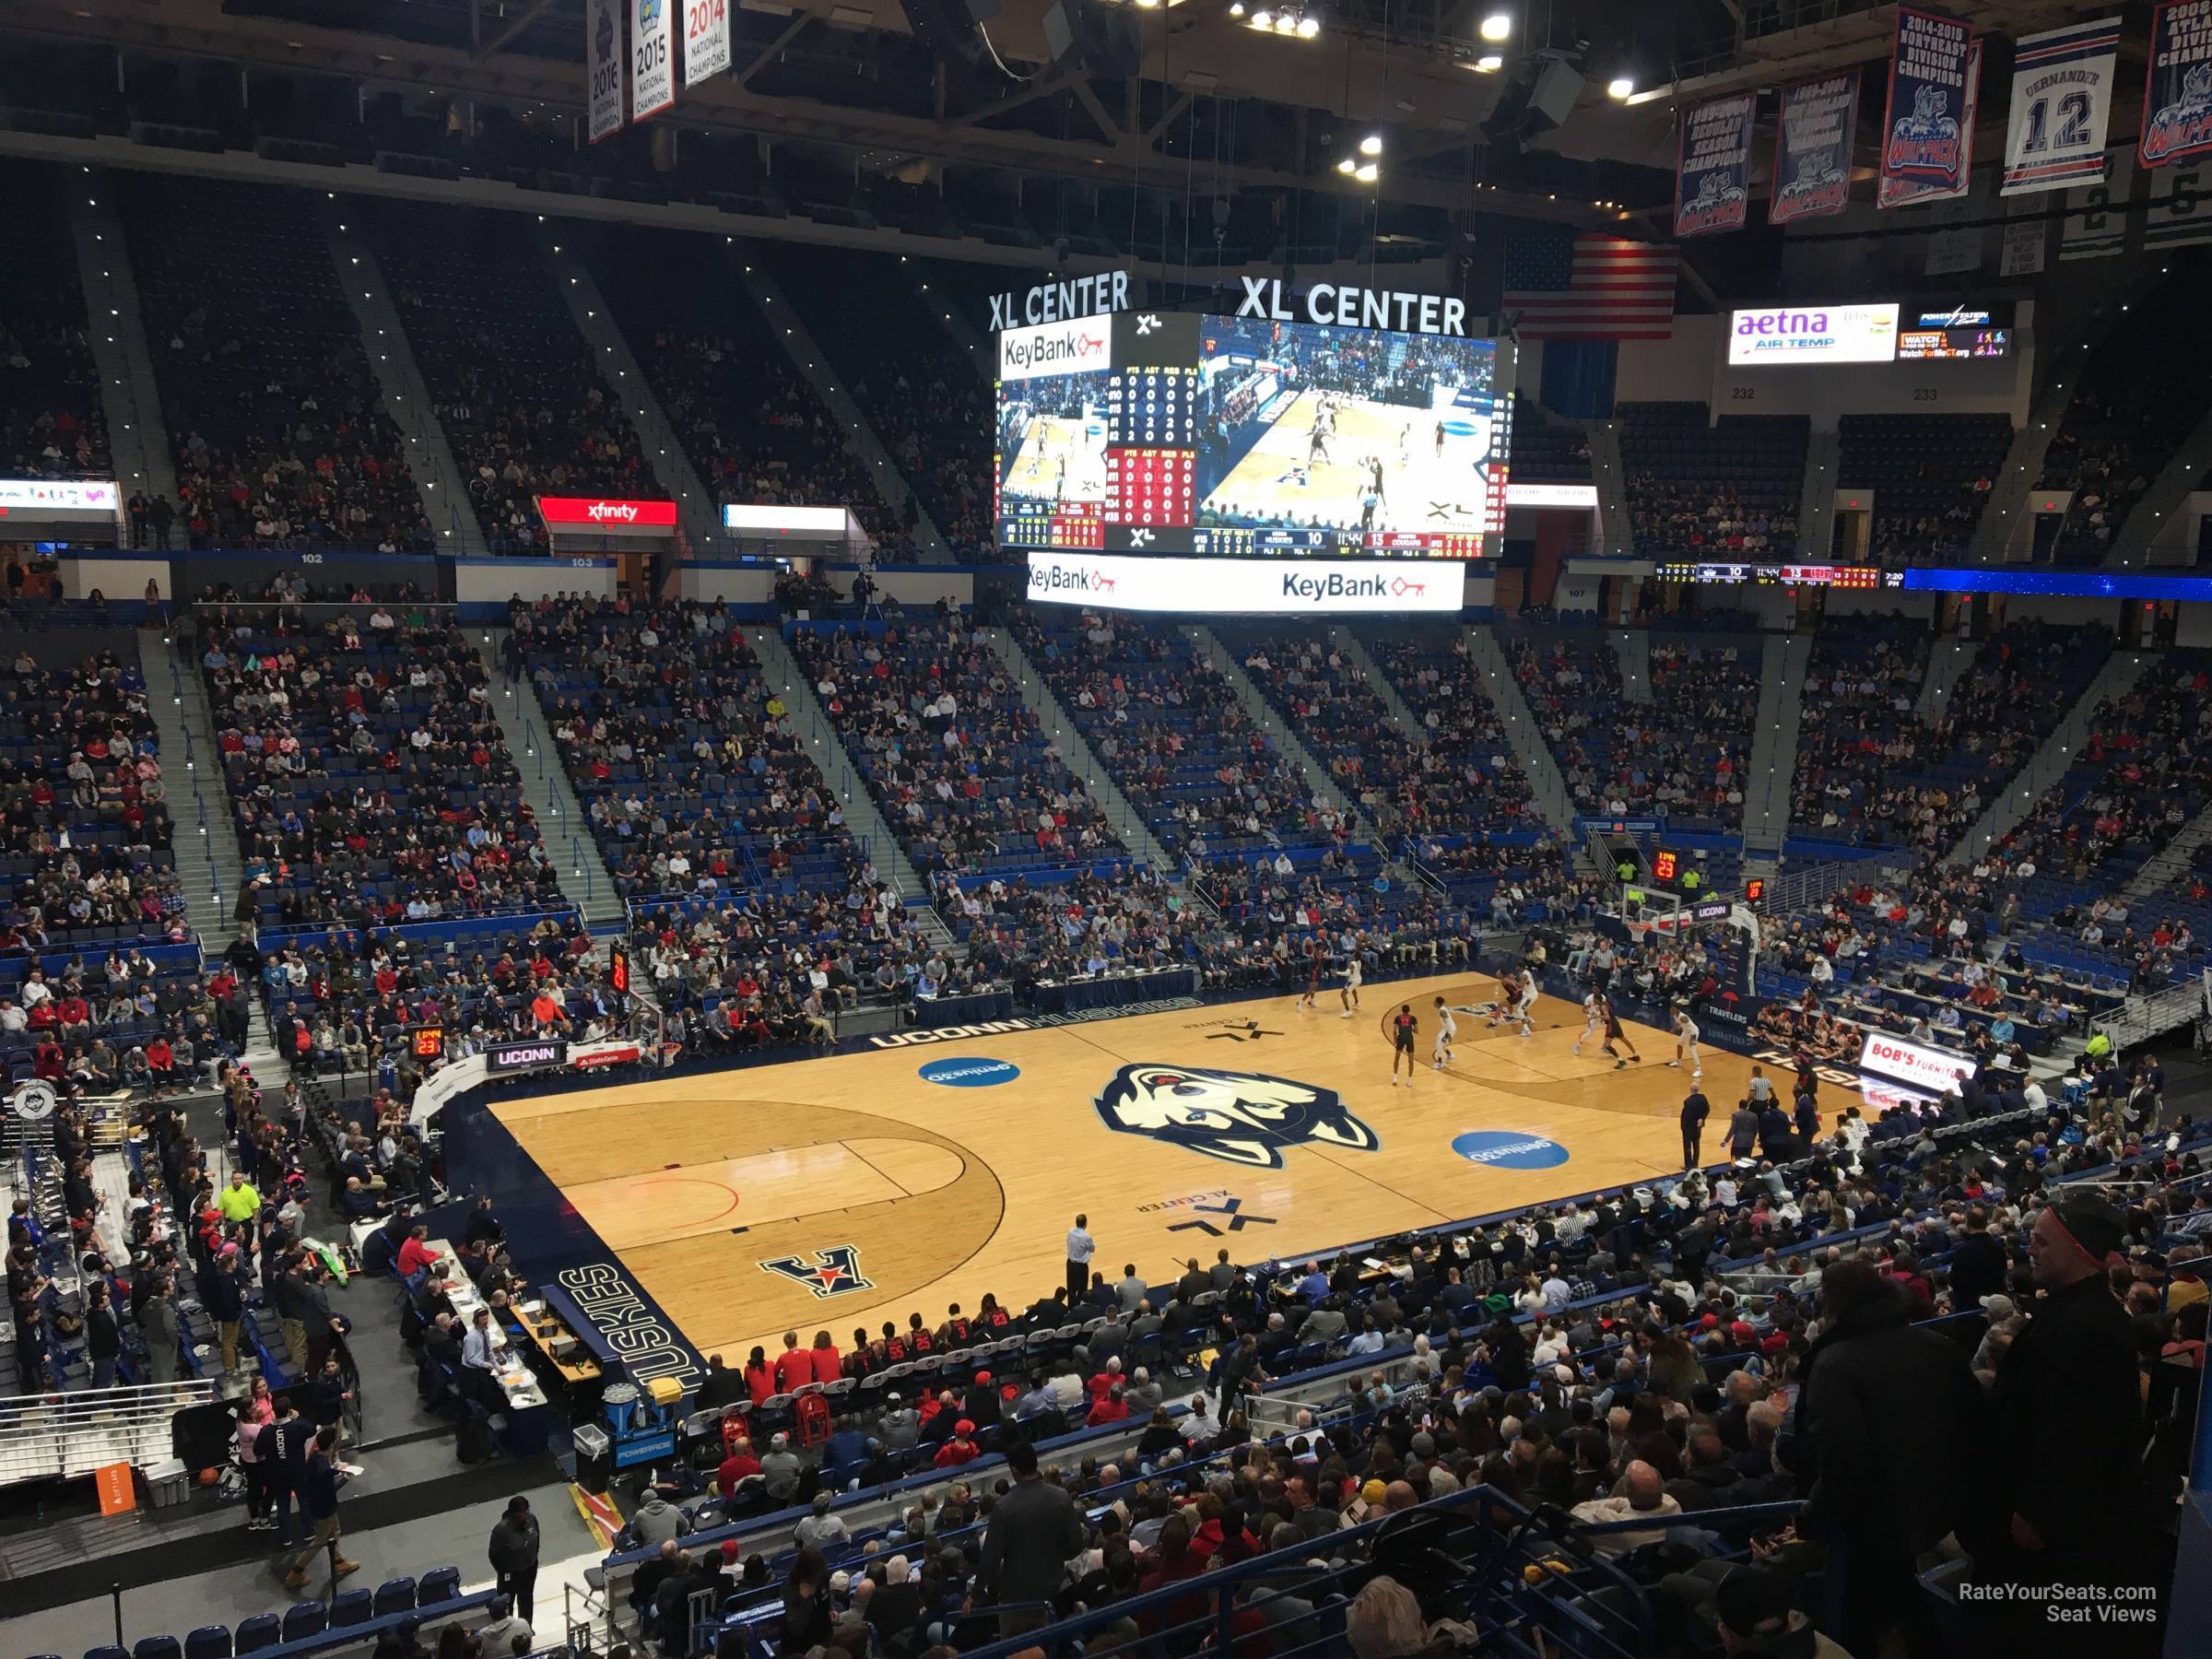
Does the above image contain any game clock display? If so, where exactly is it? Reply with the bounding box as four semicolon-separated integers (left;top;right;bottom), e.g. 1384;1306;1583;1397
995;307;1510;558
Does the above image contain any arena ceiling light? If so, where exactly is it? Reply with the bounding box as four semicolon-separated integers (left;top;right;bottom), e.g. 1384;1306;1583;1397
1479;10;1511;40
1354;160;1380;182
1474;53;1503;70
1359;133;1383;156
1606;74;1635;99
1249;6;1320;35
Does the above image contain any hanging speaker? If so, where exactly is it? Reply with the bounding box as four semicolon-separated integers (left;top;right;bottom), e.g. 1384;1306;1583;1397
898;0;1002;68
1041;0;1141;76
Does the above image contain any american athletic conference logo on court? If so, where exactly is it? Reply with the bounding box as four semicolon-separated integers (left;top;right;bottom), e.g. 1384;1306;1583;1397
1093;1064;1379;1170
8;1080;56;1122
760;1244;872;1299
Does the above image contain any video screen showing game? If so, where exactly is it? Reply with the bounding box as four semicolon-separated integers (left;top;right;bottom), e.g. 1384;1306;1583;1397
994;334;1112;549
1192;316;1508;557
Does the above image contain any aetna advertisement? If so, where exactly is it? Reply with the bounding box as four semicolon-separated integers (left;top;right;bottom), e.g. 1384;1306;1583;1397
1026;550;1465;616
535;496;678;535
1728;302;1900;365
997;316;1112;382
1856;1030;1977;1091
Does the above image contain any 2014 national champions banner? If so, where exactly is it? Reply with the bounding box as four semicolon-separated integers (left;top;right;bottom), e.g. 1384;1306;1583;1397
1674;93;1757;237
1770;71;1859;225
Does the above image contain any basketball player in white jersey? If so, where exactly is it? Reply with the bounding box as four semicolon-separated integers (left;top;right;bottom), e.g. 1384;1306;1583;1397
1571;989;1606;1056
1339;948;1363;1018
1510;971;1539;1039
1668;1007;1703;1079
1431;996;1457;1070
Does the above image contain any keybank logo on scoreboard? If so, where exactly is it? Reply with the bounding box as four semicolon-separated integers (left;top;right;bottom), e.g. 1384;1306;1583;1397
999;317;1112;382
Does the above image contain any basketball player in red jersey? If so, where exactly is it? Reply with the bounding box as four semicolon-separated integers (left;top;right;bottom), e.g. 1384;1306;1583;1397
1390;1003;1419;1087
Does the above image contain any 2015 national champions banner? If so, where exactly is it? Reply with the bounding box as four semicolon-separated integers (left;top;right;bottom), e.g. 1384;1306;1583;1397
1770;71;1859;225
2141;0;2212;169
1674;93;1756;238
1880;5;1975;204
1999;17;2122;195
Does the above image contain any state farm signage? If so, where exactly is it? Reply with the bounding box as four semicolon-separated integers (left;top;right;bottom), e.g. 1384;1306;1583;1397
535;496;677;536
1856;1030;1976;1091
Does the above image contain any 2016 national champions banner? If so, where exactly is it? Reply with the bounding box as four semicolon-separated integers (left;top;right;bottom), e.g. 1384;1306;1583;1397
2141;0;2212;169
2000;17;2123;195
1770;71;1859;225
1675;93;1757;237
1880;6;1975;206
587;0;626;143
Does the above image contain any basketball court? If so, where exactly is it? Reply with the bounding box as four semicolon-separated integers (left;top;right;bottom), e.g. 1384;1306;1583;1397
490;973;1860;1365
1200;388;1493;534
999;413;1106;504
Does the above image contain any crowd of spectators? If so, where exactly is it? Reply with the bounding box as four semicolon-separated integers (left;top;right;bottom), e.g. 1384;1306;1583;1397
592;229;910;556
122;175;432;551
792;619;1125;879
1836;413;2009;564
368;201;654;552
0;159;111;480
1371;637;1540;848
194;600;561;931
1787;618;1936;844
1007;610;1338;865
1619;404;1806;559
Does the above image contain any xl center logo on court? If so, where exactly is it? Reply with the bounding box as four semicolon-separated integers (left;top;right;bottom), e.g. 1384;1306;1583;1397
1094;1064;1379;1169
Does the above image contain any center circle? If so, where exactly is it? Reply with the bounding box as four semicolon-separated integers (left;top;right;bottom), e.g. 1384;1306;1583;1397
1451;1129;1571;1170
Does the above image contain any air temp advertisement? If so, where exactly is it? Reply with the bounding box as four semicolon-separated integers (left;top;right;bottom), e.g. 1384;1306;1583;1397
1728;302;1901;365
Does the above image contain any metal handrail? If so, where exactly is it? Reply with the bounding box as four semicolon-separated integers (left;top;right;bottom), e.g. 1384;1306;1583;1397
0;1379;218;1490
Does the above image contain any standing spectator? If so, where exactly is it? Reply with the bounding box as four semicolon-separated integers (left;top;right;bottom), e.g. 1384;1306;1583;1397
283;1425;359;1589
201;1241;246;1375
488;1496;542;1625
259;1395;312;1548
84;1279;121;1388
777;1546;833;1653
979;1439;1084;1638
140;1272;182;1384
1065;1213;1095;1304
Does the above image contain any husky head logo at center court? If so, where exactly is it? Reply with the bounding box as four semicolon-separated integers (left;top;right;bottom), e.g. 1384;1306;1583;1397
1094;1064;1379;1169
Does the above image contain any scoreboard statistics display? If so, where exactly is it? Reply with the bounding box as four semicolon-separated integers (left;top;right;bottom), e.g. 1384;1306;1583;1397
995;309;1510;557
1656;561;1902;589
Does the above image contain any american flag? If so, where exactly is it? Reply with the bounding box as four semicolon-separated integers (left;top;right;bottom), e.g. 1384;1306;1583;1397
1501;229;1679;340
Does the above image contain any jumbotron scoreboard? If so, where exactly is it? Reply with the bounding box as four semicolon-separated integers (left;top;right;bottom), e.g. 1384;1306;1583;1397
994;309;1512;559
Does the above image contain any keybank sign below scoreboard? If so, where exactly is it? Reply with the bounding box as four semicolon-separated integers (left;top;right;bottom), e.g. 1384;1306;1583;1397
1027;550;1465;616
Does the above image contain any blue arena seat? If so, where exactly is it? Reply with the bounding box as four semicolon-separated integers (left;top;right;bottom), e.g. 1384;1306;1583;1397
229;1617;280;1655
278;1603;324;1644
372;1577;418;1618
182;1630;232;1659
326;1588;373;1628
132;1639;182;1659
83;1648;128;1659
418;1567;461;1606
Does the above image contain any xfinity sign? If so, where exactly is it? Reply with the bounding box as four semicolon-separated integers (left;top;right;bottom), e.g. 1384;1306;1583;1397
998;316;1113;382
1026;551;1464;616
1728;302;1900;365
535;495;678;535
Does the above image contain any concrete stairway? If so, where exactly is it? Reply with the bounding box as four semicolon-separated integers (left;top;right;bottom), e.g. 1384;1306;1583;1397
324;206;486;556
1324;629;1426;747
471;631;626;932
1946;648;2159;865
1184;625;1359;829
980;627;1176;872
70;171;176;504
2124;799;2212;904
728;250;946;558
1460;626;1578;833
1612;629;1652;702
546;241;724;555
737;626;955;954
1795;429;1840;567
1739;631;1812;859
138;631;287;1077
1916;638;1977;720
1583;419;1631;555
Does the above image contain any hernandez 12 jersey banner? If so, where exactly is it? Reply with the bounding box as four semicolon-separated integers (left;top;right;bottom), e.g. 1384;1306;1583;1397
587;0;625;143
1674;93;1756;237
1770;71;1859;225
2001;17;2123;194
2141;0;2212;170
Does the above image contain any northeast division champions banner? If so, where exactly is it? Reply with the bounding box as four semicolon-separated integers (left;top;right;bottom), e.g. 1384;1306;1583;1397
1675;93;1756;237
1880;6;1974;202
587;0;625;142
1771;71;1859;224
629;0;676;122
684;0;731;85
2001;18;2123;194
2142;0;2212;169
1880;39;1982;207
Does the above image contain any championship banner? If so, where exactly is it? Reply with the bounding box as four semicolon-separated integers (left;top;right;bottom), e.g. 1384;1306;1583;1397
1880;6;1974;201
1674;92;1756;237
629;0;676;121
2142;0;2212;170
1770;71;1859;225
2000;18;2123;195
587;0;625;143
1999;194;2051;274
1924;189;1984;274
1880;39;1983;207
2061;148;2133;259
683;0;731;85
